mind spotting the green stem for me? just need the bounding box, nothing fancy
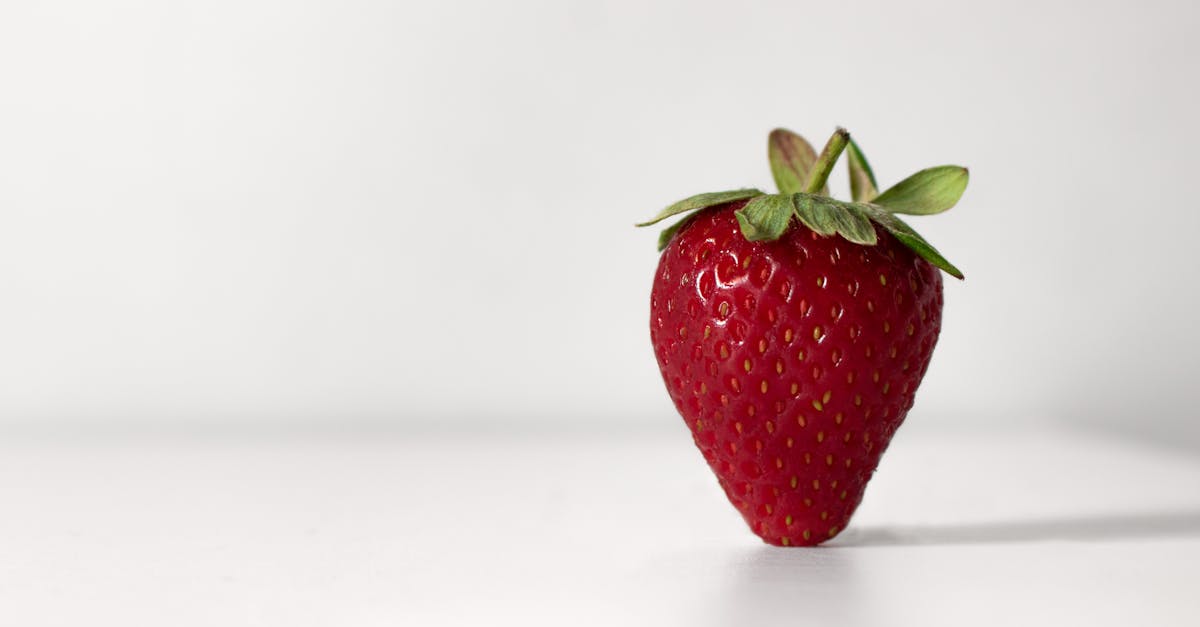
[804,128,850,194]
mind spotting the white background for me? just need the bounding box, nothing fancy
[2,0,1199,439]
[3,3,1200,625]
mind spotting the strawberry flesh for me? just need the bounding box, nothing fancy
[649,202,943,546]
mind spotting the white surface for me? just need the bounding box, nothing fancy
[2,0,1200,435]
[3,425,1198,626]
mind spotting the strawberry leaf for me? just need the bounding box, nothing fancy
[847,139,878,202]
[792,194,837,236]
[768,129,824,196]
[636,189,765,227]
[655,216,691,252]
[735,194,794,241]
[637,128,966,277]
[860,204,964,279]
[793,194,877,245]
[873,166,968,215]
[791,194,959,277]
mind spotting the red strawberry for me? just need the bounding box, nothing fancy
[637,128,968,546]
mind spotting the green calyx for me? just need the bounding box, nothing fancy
[636,127,969,279]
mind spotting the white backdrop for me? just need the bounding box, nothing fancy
[1,0,1197,438]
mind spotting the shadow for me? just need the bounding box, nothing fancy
[834,509,1200,547]
[699,546,869,627]
[1089,418,1200,456]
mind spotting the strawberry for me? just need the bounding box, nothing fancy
[637,128,968,546]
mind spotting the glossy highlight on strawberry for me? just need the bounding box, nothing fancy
[638,127,967,546]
